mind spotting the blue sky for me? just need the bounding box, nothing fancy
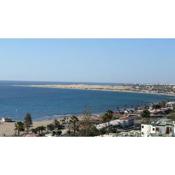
[0,39,174,84]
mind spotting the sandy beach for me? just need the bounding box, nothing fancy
[0,114,101,137]
[16,84,131,91]
[16,84,175,97]
[0,119,56,137]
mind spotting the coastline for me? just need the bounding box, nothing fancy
[14,84,175,97]
[1,84,174,136]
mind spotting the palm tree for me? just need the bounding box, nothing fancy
[141,109,151,124]
[53,119,61,129]
[37,126,46,135]
[60,118,66,125]
[47,124,55,132]
[15,122,24,136]
[69,116,79,136]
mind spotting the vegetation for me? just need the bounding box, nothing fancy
[79,125,99,137]
[79,110,98,137]
[102,110,114,123]
[47,124,55,132]
[11,100,175,137]
[52,130,62,136]
[112,115,119,120]
[53,119,61,129]
[152,101,166,109]
[45,119,64,136]
[167,110,175,121]
[32,126,46,135]
[69,116,79,136]
[24,113,33,133]
[141,109,151,118]
[15,122,24,136]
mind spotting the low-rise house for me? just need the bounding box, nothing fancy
[96,122,110,130]
[149,107,173,116]
[119,115,135,128]
[1,117,13,123]
[166,101,175,108]
[96,115,135,130]
[136,109,144,114]
[141,119,175,137]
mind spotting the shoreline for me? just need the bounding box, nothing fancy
[14,84,175,97]
[1,97,175,136]
[0,113,99,137]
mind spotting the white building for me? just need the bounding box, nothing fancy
[1,117,13,123]
[96,115,135,130]
[96,122,111,130]
[166,101,175,108]
[141,119,175,137]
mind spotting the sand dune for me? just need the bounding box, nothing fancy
[18,84,133,92]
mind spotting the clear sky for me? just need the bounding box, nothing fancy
[0,39,175,84]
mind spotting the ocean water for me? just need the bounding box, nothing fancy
[0,81,174,121]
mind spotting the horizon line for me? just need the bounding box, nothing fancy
[0,79,175,85]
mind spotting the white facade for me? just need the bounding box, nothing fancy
[96,117,134,130]
[96,122,111,130]
[1,117,13,123]
[1,117,6,123]
[166,102,175,108]
[141,123,175,137]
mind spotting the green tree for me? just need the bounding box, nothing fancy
[53,119,61,129]
[15,122,24,136]
[60,118,66,125]
[141,109,151,118]
[31,128,37,134]
[79,126,99,137]
[102,110,114,123]
[81,112,92,136]
[24,113,33,133]
[35,126,46,135]
[47,124,55,132]
[69,116,79,136]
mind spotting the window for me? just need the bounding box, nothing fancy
[166,127,170,134]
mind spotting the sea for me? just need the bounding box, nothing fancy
[0,81,174,121]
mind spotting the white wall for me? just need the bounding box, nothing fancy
[141,124,175,137]
[141,124,152,137]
